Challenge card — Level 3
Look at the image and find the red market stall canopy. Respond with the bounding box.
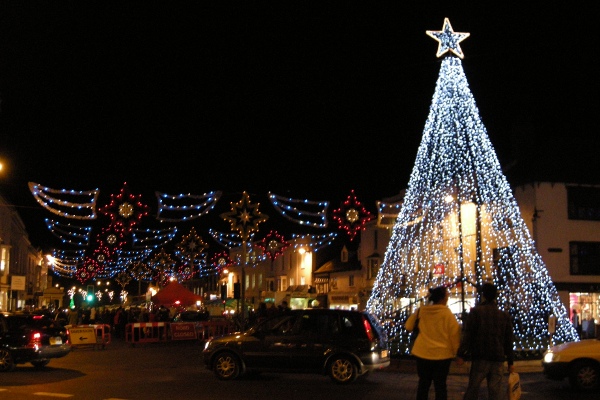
[151,281,203,307]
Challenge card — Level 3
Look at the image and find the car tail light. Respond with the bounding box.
[362,317,375,342]
[27,331,43,350]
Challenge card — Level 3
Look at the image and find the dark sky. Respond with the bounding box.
[0,2,598,251]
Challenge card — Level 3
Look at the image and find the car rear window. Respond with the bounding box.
[7,315,57,331]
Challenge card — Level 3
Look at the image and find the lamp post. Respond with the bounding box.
[221,192,268,321]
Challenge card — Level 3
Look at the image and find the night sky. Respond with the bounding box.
[0,3,598,251]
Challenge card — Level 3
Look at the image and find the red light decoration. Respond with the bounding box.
[332,190,374,241]
[256,230,289,261]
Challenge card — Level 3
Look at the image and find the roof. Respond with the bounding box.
[314,257,362,275]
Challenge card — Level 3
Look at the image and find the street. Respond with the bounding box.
[0,338,594,400]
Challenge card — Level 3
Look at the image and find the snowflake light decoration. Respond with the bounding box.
[98,182,149,233]
[332,190,373,241]
[256,230,289,261]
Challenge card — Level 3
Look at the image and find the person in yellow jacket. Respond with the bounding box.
[405,285,461,400]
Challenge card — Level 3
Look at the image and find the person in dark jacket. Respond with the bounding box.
[456,283,514,400]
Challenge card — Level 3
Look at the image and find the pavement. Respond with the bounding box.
[385,357,544,374]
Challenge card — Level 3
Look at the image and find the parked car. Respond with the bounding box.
[0,312,72,372]
[542,338,600,391]
[173,309,210,322]
[203,308,390,384]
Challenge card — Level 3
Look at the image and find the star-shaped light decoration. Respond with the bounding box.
[426,18,470,59]
[149,248,177,286]
[332,190,374,241]
[131,261,153,282]
[256,230,290,261]
[115,270,132,289]
[176,226,208,262]
[220,191,268,240]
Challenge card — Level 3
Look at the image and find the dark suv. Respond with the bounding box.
[203,308,390,383]
[0,312,72,371]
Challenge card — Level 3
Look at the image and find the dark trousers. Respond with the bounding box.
[415,356,453,400]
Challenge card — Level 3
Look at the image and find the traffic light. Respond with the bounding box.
[86,285,94,302]
[233,283,240,299]
[220,284,227,300]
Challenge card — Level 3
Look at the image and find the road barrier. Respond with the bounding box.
[123,320,237,345]
[195,319,236,340]
[125,322,169,345]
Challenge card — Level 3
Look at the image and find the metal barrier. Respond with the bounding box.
[68,324,111,349]
[125,322,169,346]
[195,320,236,341]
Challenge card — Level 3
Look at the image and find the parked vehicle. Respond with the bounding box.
[0,312,72,372]
[173,309,210,322]
[542,338,600,391]
[203,308,390,384]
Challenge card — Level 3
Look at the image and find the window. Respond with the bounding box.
[367,258,379,280]
[277,277,288,291]
[567,186,600,221]
[0,245,9,275]
[348,275,355,287]
[570,241,600,275]
[341,246,348,262]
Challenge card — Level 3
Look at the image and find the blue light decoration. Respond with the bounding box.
[367,18,578,356]
[132,226,178,249]
[29,182,99,220]
[45,219,92,246]
[290,233,337,252]
[155,191,222,222]
[268,192,330,228]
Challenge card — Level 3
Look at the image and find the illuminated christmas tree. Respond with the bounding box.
[367,19,578,355]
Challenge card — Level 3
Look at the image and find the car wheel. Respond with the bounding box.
[0,349,16,372]
[328,356,357,384]
[213,351,241,380]
[31,360,50,369]
[569,360,599,391]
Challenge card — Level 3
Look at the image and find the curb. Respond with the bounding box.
[383,358,543,374]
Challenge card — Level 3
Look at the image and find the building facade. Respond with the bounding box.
[513,182,600,334]
[0,193,49,311]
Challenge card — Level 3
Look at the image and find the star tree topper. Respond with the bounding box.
[426,18,470,59]
[220,191,268,240]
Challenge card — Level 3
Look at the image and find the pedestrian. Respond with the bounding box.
[279,300,291,314]
[67,307,80,327]
[456,283,515,400]
[585,315,596,339]
[572,309,582,337]
[405,285,461,400]
[267,302,278,317]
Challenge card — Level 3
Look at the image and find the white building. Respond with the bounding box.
[513,182,600,332]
